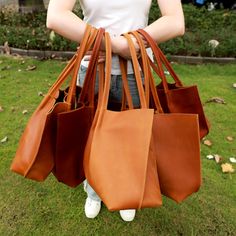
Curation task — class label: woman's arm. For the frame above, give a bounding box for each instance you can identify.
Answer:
[144,0,185,43]
[46,0,86,43]
[46,0,185,58]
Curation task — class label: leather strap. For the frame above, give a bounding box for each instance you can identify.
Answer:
[123,33,147,109]
[137,29,183,89]
[119,57,134,109]
[130,31,163,113]
[78,28,105,106]
[66,25,97,107]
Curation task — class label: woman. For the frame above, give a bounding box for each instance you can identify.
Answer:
[46,0,185,222]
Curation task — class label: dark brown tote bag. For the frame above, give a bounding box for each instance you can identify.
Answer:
[137,29,210,139]
[10,25,95,181]
[83,33,162,211]
[52,28,105,187]
[131,31,201,203]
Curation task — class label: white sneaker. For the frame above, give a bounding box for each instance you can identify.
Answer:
[119,209,136,222]
[84,197,101,219]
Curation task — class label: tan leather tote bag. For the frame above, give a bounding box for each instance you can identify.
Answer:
[137,29,210,140]
[131,31,201,203]
[83,33,162,211]
[10,25,96,181]
[53,28,105,187]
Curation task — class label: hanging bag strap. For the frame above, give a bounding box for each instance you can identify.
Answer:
[137,29,183,88]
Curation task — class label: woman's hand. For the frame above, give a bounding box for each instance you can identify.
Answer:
[84,32,148,63]
[111,35,140,59]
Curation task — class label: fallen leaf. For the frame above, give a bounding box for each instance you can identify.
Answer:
[26,65,37,71]
[1,136,8,143]
[203,139,212,147]
[233,83,236,88]
[206,97,226,104]
[22,110,28,115]
[229,157,236,164]
[206,154,214,160]
[11,107,15,112]
[221,163,235,173]
[214,154,222,163]
[226,136,234,141]
[1,65,11,71]
[4,41,10,55]
[38,91,44,97]
[18,69,22,72]
[0,106,3,112]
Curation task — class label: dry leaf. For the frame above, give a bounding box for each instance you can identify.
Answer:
[26,65,37,71]
[4,41,10,55]
[1,65,11,71]
[229,157,236,164]
[226,136,234,141]
[11,107,15,112]
[38,91,44,97]
[1,136,8,143]
[214,154,222,163]
[203,139,212,147]
[0,106,3,112]
[22,110,28,115]
[206,97,226,104]
[233,83,236,88]
[221,163,235,173]
[206,154,214,160]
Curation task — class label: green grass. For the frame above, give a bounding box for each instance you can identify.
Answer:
[0,55,236,236]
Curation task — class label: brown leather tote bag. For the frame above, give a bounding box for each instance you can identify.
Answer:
[52,28,105,187]
[10,25,95,181]
[83,33,162,211]
[131,31,201,203]
[137,29,210,140]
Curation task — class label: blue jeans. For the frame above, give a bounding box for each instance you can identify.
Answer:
[78,65,142,201]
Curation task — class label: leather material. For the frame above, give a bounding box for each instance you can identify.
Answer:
[10,25,97,181]
[83,33,162,211]
[51,28,105,187]
[138,29,210,140]
[153,113,201,202]
[131,31,201,203]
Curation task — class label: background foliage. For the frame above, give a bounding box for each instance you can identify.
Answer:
[0,3,236,57]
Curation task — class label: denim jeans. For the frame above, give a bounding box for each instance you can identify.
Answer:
[78,65,142,201]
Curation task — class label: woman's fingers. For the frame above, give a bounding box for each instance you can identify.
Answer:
[84,51,106,63]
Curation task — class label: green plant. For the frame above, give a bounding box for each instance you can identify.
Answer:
[0,4,236,57]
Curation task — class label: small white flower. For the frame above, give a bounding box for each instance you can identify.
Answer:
[206,154,214,160]
[208,39,219,49]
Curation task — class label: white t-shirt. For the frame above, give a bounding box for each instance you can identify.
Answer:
[79,0,153,74]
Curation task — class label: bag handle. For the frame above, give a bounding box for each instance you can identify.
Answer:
[137,29,183,88]
[130,31,163,113]
[119,57,134,110]
[122,33,148,109]
[48,25,93,97]
[78,28,105,107]
[66,26,101,108]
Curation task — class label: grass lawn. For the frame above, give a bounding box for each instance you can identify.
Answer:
[0,55,235,236]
